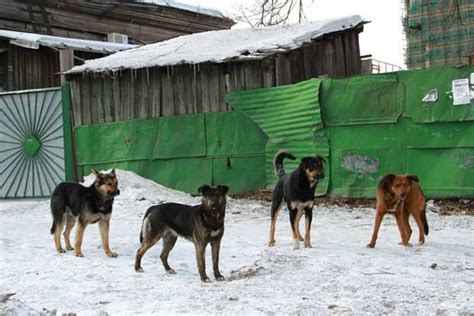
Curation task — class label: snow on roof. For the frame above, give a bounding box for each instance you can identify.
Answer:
[68,15,363,75]
[137,0,226,18]
[0,30,138,54]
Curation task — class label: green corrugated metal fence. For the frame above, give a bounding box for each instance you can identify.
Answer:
[225,79,329,196]
[74,112,267,194]
[73,65,473,198]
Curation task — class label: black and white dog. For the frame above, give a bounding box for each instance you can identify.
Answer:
[268,150,325,249]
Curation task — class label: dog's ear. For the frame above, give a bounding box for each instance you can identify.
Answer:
[217,185,229,196]
[198,184,210,195]
[316,155,326,164]
[300,157,312,165]
[407,174,419,183]
[110,168,116,176]
[381,174,396,192]
[91,169,101,178]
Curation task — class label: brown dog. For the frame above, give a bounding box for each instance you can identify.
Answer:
[368,174,428,248]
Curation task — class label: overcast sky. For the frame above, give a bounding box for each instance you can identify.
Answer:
[179,0,406,68]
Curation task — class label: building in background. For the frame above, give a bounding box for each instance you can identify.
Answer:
[0,0,234,44]
[0,0,234,91]
[403,0,473,69]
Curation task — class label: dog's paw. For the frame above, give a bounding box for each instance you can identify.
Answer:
[215,275,225,281]
[106,251,118,258]
[135,267,144,273]
[65,246,74,251]
[304,243,312,248]
[201,277,212,283]
[57,248,66,254]
[293,239,300,250]
[366,243,375,248]
[299,236,304,242]
[74,251,84,257]
[268,240,276,247]
[166,269,176,275]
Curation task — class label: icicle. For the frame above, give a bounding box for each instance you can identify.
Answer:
[193,63,197,83]
[131,70,133,82]
[167,65,170,79]
[146,67,150,86]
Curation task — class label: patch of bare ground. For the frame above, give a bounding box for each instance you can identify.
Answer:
[232,190,473,215]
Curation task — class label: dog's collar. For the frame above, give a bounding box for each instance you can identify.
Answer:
[386,199,403,213]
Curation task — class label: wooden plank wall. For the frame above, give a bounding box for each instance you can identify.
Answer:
[69,29,362,126]
[5,44,60,91]
[0,0,234,44]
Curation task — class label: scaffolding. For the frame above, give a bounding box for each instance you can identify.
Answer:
[403,0,473,69]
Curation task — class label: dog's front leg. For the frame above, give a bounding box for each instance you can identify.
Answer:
[395,212,411,246]
[401,207,412,243]
[303,207,313,248]
[289,207,300,249]
[211,239,224,281]
[195,242,210,282]
[74,221,87,257]
[99,219,118,257]
[367,211,384,248]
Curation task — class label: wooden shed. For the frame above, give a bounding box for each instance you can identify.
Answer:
[66,15,366,126]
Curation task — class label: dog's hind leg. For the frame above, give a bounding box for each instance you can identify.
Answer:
[51,198,66,253]
[268,200,282,247]
[160,232,178,274]
[63,213,76,251]
[53,218,66,254]
[135,220,163,272]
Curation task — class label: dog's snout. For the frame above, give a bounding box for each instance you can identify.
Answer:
[113,189,121,196]
[211,202,220,209]
[400,192,406,199]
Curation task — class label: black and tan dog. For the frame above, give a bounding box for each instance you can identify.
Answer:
[268,150,325,249]
[50,169,120,257]
[135,184,229,282]
[368,173,428,248]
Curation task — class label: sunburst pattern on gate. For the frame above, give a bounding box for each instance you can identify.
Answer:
[0,88,64,198]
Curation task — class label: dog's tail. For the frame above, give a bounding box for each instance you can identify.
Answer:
[273,150,296,177]
[422,208,429,236]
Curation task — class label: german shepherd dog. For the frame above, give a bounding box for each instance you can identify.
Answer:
[135,185,229,282]
[50,169,120,257]
[268,150,325,249]
[368,173,428,248]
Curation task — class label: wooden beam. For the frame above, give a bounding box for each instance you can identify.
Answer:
[59,48,74,84]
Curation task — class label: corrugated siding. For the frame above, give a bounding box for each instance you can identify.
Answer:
[225,79,329,195]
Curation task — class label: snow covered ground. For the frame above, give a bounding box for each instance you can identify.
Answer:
[0,170,473,315]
